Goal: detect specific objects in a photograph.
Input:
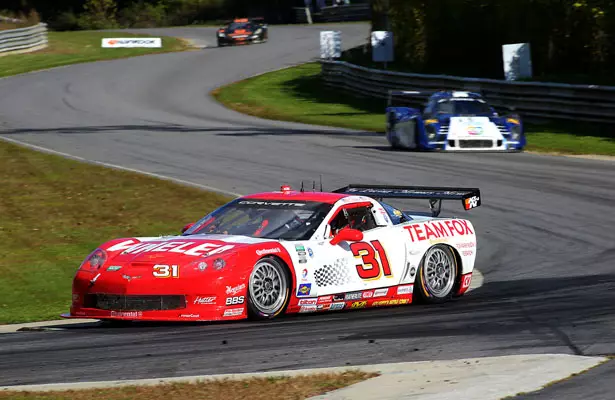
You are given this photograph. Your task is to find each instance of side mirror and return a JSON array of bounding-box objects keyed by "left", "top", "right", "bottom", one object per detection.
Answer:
[
  {"left": 330, "top": 228, "right": 364, "bottom": 246},
  {"left": 181, "top": 222, "right": 195, "bottom": 234}
]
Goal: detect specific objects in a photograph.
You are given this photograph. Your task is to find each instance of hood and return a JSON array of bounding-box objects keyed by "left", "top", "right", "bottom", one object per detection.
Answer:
[
  {"left": 445, "top": 116, "right": 504, "bottom": 140},
  {"left": 105, "top": 234, "right": 274, "bottom": 265}
]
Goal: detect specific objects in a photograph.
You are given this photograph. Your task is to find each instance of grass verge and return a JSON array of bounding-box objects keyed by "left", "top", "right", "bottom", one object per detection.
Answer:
[
  {"left": 0, "top": 30, "right": 191, "bottom": 78},
  {"left": 212, "top": 63, "right": 615, "bottom": 156},
  {"left": 0, "top": 140, "right": 231, "bottom": 324},
  {"left": 0, "top": 371, "right": 377, "bottom": 400}
]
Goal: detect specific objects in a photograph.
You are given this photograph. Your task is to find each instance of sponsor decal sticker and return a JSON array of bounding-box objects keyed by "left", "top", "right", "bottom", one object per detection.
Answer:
[
  {"left": 372, "top": 299, "right": 410, "bottom": 307},
  {"left": 226, "top": 283, "right": 246, "bottom": 296},
  {"left": 225, "top": 296, "right": 245, "bottom": 305},
  {"left": 462, "top": 250, "right": 474, "bottom": 256},
  {"left": 403, "top": 220, "right": 473, "bottom": 243},
  {"left": 345, "top": 292, "right": 362, "bottom": 301},
  {"left": 373, "top": 288, "right": 388, "bottom": 297},
  {"left": 119, "top": 241, "right": 235, "bottom": 257},
  {"left": 464, "top": 196, "right": 480, "bottom": 210},
  {"left": 397, "top": 285, "right": 413, "bottom": 295},
  {"left": 111, "top": 311, "right": 142, "bottom": 318},
  {"left": 301, "top": 269, "right": 308, "bottom": 279},
  {"left": 106, "top": 266, "right": 122, "bottom": 271},
  {"left": 333, "top": 294, "right": 345, "bottom": 301},
  {"left": 457, "top": 242, "right": 476, "bottom": 248},
  {"left": 194, "top": 296, "right": 216, "bottom": 305},
  {"left": 317, "top": 296, "right": 332, "bottom": 304},
  {"left": 329, "top": 302, "right": 345, "bottom": 310},
  {"left": 179, "top": 313, "right": 200, "bottom": 318},
  {"left": 223, "top": 308, "right": 243, "bottom": 317},
  {"left": 350, "top": 301, "right": 367, "bottom": 309},
  {"left": 295, "top": 245, "right": 305, "bottom": 252},
  {"left": 256, "top": 248, "right": 281, "bottom": 256},
  {"left": 362, "top": 291, "right": 374, "bottom": 299},
  {"left": 308, "top": 248, "right": 314, "bottom": 257},
  {"left": 298, "top": 298, "right": 317, "bottom": 306},
  {"left": 297, "top": 283, "right": 312, "bottom": 296},
  {"left": 461, "top": 274, "right": 472, "bottom": 289},
  {"left": 299, "top": 305, "right": 317, "bottom": 313}
]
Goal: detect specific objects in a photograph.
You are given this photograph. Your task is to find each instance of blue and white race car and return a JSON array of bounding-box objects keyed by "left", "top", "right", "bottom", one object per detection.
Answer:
[{"left": 385, "top": 90, "right": 526, "bottom": 151}]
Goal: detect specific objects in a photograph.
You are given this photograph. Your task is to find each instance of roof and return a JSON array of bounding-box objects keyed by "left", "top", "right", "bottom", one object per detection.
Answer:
[
  {"left": 429, "top": 91, "right": 483, "bottom": 101},
  {"left": 241, "top": 189, "right": 349, "bottom": 204}
]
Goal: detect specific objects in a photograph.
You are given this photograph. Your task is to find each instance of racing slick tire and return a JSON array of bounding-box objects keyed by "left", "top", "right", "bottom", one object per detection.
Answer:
[
  {"left": 414, "top": 244, "right": 458, "bottom": 304},
  {"left": 247, "top": 256, "right": 291, "bottom": 320}
]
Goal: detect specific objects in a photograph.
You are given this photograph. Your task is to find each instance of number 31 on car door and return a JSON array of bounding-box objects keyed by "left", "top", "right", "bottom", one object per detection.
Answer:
[{"left": 350, "top": 240, "right": 393, "bottom": 280}]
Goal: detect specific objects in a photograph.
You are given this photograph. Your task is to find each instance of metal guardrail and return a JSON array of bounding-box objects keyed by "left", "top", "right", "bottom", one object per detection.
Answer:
[
  {"left": 320, "top": 60, "right": 615, "bottom": 124},
  {"left": 0, "top": 23, "right": 48, "bottom": 54},
  {"left": 294, "top": 4, "right": 370, "bottom": 24}
]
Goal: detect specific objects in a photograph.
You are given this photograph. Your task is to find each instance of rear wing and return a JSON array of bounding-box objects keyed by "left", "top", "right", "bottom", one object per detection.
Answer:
[
  {"left": 333, "top": 184, "right": 481, "bottom": 217},
  {"left": 387, "top": 90, "right": 423, "bottom": 107}
]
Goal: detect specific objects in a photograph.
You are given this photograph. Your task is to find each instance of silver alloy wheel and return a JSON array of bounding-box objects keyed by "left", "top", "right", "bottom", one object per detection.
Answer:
[
  {"left": 249, "top": 259, "right": 287, "bottom": 315},
  {"left": 423, "top": 246, "right": 455, "bottom": 297}
]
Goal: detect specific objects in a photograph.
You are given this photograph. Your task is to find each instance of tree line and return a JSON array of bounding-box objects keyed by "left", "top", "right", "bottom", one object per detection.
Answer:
[
  {"left": 2, "top": 0, "right": 308, "bottom": 30},
  {"left": 371, "top": 0, "right": 615, "bottom": 83}
]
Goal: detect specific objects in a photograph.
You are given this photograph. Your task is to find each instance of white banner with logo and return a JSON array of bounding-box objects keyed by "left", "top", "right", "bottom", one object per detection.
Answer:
[
  {"left": 102, "top": 38, "right": 162, "bottom": 48},
  {"left": 320, "top": 31, "right": 341, "bottom": 59}
]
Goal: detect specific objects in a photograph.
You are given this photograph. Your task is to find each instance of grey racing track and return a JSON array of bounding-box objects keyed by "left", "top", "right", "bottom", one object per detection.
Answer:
[{"left": 1, "top": 24, "right": 614, "bottom": 396}]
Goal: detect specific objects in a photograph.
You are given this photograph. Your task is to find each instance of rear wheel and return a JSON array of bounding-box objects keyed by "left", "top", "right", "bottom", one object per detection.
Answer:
[
  {"left": 415, "top": 245, "right": 458, "bottom": 303},
  {"left": 247, "top": 257, "right": 291, "bottom": 320}
]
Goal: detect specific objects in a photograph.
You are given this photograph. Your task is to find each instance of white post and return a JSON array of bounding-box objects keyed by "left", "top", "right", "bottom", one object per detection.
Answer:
[{"left": 305, "top": 7, "right": 313, "bottom": 24}]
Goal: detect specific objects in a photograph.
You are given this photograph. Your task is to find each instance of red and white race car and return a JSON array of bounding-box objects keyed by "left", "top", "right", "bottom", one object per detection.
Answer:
[{"left": 63, "top": 184, "right": 481, "bottom": 322}]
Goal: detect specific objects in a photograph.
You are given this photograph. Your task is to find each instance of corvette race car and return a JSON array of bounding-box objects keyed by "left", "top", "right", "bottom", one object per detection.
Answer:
[
  {"left": 386, "top": 90, "right": 526, "bottom": 151},
  {"left": 216, "top": 18, "right": 268, "bottom": 47},
  {"left": 63, "top": 183, "right": 481, "bottom": 323}
]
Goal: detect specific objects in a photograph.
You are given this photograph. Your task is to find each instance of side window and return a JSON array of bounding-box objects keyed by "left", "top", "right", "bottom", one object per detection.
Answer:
[
  {"left": 329, "top": 206, "right": 378, "bottom": 236},
  {"left": 423, "top": 100, "right": 435, "bottom": 117}
]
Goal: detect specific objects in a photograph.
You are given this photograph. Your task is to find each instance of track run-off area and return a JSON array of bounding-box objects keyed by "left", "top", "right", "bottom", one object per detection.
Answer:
[{"left": 1, "top": 23, "right": 614, "bottom": 398}]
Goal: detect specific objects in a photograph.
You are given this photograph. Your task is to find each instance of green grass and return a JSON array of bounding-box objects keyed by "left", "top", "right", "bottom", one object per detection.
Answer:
[
  {"left": 0, "top": 30, "right": 191, "bottom": 78},
  {"left": 0, "top": 371, "right": 377, "bottom": 400},
  {"left": 0, "top": 140, "right": 232, "bottom": 324},
  {"left": 212, "top": 63, "right": 615, "bottom": 156}
]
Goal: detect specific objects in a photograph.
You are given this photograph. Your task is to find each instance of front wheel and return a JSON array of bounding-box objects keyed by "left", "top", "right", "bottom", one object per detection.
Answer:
[
  {"left": 415, "top": 245, "right": 458, "bottom": 304},
  {"left": 247, "top": 257, "right": 291, "bottom": 320}
]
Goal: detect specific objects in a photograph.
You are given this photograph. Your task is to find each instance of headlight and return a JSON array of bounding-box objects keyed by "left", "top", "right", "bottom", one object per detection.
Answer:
[
  {"left": 510, "top": 125, "right": 521, "bottom": 140},
  {"left": 79, "top": 248, "right": 107, "bottom": 271},
  {"left": 218, "top": 32, "right": 225, "bottom": 37},
  {"left": 425, "top": 124, "right": 438, "bottom": 140},
  {"left": 254, "top": 28, "right": 262, "bottom": 35}
]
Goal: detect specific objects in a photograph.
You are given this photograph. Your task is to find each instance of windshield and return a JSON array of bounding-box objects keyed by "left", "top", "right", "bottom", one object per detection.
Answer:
[
  {"left": 228, "top": 22, "right": 252, "bottom": 30},
  {"left": 183, "top": 199, "right": 333, "bottom": 241},
  {"left": 436, "top": 99, "right": 493, "bottom": 115}
]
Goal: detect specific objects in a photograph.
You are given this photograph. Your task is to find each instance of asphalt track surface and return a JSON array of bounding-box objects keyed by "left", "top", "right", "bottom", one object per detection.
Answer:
[{"left": 0, "top": 24, "right": 614, "bottom": 396}]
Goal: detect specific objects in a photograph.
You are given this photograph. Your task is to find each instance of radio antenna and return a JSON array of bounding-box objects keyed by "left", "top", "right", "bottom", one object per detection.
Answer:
[
  {"left": 319, "top": 175, "right": 323, "bottom": 192},
  {"left": 300, "top": 181, "right": 304, "bottom": 192},
  {"left": 312, "top": 180, "right": 316, "bottom": 191}
]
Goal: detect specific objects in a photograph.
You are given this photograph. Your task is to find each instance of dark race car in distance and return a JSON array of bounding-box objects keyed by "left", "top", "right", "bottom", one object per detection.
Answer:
[
  {"left": 386, "top": 90, "right": 526, "bottom": 151},
  {"left": 217, "top": 18, "right": 268, "bottom": 47}
]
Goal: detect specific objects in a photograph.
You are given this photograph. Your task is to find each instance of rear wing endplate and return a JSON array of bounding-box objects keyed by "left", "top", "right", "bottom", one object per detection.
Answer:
[{"left": 333, "top": 184, "right": 481, "bottom": 217}]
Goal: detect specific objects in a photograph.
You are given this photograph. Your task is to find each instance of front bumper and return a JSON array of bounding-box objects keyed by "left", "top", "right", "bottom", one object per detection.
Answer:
[
  {"left": 424, "top": 138, "right": 524, "bottom": 151},
  {"left": 65, "top": 269, "right": 248, "bottom": 322},
  {"left": 218, "top": 35, "right": 258, "bottom": 45}
]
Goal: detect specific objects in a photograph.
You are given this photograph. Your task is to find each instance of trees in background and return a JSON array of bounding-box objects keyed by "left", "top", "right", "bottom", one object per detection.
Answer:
[
  {"left": 2, "top": 0, "right": 304, "bottom": 30},
  {"left": 371, "top": 0, "right": 615, "bottom": 82}
]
